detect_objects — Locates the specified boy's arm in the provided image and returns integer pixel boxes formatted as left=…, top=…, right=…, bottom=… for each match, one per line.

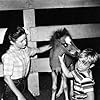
left=85, top=91, right=94, bottom=100
left=58, top=54, right=73, bottom=78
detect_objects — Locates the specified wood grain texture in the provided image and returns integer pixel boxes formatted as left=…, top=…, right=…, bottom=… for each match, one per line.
left=0, top=0, right=100, bottom=10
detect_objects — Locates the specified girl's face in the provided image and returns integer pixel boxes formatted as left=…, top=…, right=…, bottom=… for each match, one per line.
left=14, top=34, right=27, bottom=49
left=77, top=57, right=91, bottom=72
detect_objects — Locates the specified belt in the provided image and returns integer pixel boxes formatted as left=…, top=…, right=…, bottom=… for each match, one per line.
left=13, top=77, right=26, bottom=83
left=5, top=77, right=27, bottom=93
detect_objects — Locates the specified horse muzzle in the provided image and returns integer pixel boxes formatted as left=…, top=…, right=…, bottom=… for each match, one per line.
left=65, top=41, right=81, bottom=57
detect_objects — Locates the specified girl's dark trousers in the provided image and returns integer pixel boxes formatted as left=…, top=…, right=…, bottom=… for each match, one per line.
left=3, top=77, right=36, bottom=100
left=0, top=77, right=5, bottom=99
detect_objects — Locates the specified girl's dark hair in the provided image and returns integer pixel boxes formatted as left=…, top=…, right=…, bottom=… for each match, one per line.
left=1, top=26, right=26, bottom=59
left=8, top=26, right=26, bottom=42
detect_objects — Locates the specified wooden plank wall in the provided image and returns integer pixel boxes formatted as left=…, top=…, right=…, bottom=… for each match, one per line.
left=24, top=24, right=100, bottom=73
left=0, top=0, right=100, bottom=10
left=23, top=8, right=100, bottom=96
left=27, top=23, right=100, bottom=72
left=0, top=8, right=100, bottom=97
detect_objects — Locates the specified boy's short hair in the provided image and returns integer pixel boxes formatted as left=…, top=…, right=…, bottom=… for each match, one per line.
left=79, top=48, right=98, bottom=64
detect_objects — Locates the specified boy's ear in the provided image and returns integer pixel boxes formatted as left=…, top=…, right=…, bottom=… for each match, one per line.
left=90, top=64, right=95, bottom=68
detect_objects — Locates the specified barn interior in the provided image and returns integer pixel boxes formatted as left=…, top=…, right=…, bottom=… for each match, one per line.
left=0, top=0, right=100, bottom=100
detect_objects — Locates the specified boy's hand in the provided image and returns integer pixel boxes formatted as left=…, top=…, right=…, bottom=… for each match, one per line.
left=58, top=54, right=65, bottom=64
left=90, top=64, right=95, bottom=68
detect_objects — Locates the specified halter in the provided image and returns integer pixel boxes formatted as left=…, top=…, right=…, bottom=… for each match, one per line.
left=59, top=39, right=80, bottom=58
left=61, top=42, right=68, bottom=48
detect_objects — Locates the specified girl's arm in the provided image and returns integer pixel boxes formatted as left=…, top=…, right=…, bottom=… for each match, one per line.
left=58, top=54, right=73, bottom=78
left=36, top=45, right=51, bottom=53
left=4, top=75, right=26, bottom=100
left=29, top=45, right=51, bottom=56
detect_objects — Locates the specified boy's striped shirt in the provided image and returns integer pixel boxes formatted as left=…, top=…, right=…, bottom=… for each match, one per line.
left=71, top=68, right=94, bottom=99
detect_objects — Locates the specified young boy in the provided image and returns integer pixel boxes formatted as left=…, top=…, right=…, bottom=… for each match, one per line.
left=58, top=48, right=98, bottom=100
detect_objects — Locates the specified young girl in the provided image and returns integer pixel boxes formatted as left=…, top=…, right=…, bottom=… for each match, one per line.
left=2, top=26, right=51, bottom=100
left=59, top=48, right=98, bottom=100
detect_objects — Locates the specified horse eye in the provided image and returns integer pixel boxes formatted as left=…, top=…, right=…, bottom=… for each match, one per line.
left=64, top=43, right=68, bottom=47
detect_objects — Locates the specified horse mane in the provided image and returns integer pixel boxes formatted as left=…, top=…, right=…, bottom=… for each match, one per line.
left=50, top=28, right=72, bottom=48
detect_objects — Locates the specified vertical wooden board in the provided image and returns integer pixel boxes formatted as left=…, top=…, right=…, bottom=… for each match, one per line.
left=28, top=41, right=37, bottom=48
left=28, top=73, right=40, bottom=96
left=30, top=27, right=38, bottom=41
left=30, top=58, right=38, bottom=72
left=23, top=9, right=40, bottom=96
left=27, top=42, right=39, bottom=96
left=23, top=9, right=35, bottom=28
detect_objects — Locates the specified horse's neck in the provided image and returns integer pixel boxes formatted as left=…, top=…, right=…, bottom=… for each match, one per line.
left=64, top=53, right=75, bottom=66
left=54, top=41, right=60, bottom=48
left=52, top=46, right=65, bottom=55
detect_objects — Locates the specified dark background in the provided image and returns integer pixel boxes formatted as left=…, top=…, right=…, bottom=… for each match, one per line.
left=35, top=7, right=100, bottom=26
left=0, top=10, right=23, bottom=28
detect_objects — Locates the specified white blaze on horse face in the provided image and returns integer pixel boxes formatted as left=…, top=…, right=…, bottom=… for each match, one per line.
left=65, top=36, right=71, bottom=45
left=64, top=36, right=80, bottom=55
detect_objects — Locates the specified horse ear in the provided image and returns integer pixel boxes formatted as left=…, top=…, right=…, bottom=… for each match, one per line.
left=63, top=28, right=67, bottom=31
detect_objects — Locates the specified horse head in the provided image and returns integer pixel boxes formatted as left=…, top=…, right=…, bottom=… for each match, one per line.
left=50, top=28, right=80, bottom=58
left=60, top=35, right=80, bottom=58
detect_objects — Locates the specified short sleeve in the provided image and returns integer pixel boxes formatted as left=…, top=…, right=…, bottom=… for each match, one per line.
left=2, top=54, right=13, bottom=76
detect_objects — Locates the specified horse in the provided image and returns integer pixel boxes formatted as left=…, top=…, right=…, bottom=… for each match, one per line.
left=49, top=28, right=80, bottom=100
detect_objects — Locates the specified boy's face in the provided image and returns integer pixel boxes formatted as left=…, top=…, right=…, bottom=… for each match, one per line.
left=77, top=57, right=91, bottom=72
